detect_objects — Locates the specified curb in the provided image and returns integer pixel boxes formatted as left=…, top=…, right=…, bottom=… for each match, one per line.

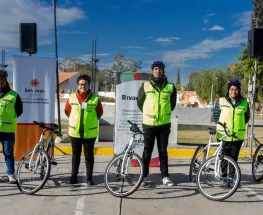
left=53, top=146, right=252, bottom=158
left=0, top=146, right=252, bottom=158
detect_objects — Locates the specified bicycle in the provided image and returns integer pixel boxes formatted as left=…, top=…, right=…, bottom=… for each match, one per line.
left=189, top=127, right=216, bottom=183
left=190, top=125, right=263, bottom=182
left=195, top=122, right=241, bottom=201
left=16, top=121, right=63, bottom=195
left=104, top=120, right=144, bottom=198
left=250, top=135, right=263, bottom=181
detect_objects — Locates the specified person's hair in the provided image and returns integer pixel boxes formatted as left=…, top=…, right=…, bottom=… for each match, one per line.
left=76, top=74, right=91, bottom=84
left=0, top=70, right=8, bottom=78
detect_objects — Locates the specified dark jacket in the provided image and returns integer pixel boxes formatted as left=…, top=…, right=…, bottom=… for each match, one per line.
left=213, top=94, right=250, bottom=124
left=137, top=76, right=177, bottom=129
left=0, top=84, right=23, bottom=138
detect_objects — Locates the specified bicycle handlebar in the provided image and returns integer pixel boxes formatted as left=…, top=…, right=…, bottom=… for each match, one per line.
left=33, top=121, right=63, bottom=138
left=127, top=120, right=143, bottom=135
left=217, top=121, right=240, bottom=140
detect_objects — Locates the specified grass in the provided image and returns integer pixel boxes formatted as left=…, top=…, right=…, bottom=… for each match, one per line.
left=178, top=126, right=263, bottom=145
left=254, top=114, right=263, bottom=120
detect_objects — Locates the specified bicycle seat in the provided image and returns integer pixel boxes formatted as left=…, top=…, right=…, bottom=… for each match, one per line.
left=49, top=123, right=59, bottom=131
left=207, top=127, right=216, bottom=135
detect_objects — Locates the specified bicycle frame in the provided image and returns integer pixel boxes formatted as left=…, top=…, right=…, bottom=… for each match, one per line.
left=120, top=133, right=143, bottom=175
left=28, top=129, right=52, bottom=171
left=120, top=136, right=134, bottom=175
left=202, top=133, right=231, bottom=179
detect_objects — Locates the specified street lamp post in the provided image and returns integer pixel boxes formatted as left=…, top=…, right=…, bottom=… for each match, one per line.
left=210, top=77, right=217, bottom=105
left=90, top=38, right=99, bottom=93
left=52, top=0, right=61, bottom=133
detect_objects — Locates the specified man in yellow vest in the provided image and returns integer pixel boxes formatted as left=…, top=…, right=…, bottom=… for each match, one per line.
left=137, top=60, right=177, bottom=186
left=0, top=70, right=23, bottom=183
left=64, top=74, right=103, bottom=185
left=213, top=78, right=250, bottom=186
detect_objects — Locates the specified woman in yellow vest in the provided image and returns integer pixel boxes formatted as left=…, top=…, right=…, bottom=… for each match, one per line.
left=137, top=61, right=177, bottom=187
left=64, top=74, right=103, bottom=185
left=213, top=78, right=250, bottom=186
left=0, top=70, right=23, bottom=183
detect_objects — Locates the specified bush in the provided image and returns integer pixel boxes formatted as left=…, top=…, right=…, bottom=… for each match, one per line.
left=99, top=96, right=115, bottom=103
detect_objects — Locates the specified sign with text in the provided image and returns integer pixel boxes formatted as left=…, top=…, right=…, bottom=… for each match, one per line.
left=13, top=56, right=56, bottom=123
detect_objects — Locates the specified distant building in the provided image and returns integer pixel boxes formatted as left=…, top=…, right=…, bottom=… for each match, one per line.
left=59, top=72, right=80, bottom=94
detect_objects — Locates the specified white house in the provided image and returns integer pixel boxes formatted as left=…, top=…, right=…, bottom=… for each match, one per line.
left=59, top=72, right=80, bottom=94
left=58, top=72, right=99, bottom=95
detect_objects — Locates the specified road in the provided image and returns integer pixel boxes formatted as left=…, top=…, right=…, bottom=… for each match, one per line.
left=0, top=155, right=262, bottom=215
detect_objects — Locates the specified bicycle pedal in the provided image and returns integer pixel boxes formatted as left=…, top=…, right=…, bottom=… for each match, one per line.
left=51, top=161, right=58, bottom=165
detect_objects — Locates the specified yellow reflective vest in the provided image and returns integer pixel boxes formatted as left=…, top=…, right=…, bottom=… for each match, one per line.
left=143, top=81, right=174, bottom=126
left=68, top=92, right=99, bottom=138
left=216, top=97, right=248, bottom=141
left=0, top=90, right=18, bottom=133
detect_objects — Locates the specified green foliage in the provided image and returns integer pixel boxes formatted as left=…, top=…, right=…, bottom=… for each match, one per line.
left=191, top=68, right=229, bottom=101
left=112, top=53, right=142, bottom=73
left=98, top=96, right=115, bottom=103
left=58, top=53, right=142, bottom=92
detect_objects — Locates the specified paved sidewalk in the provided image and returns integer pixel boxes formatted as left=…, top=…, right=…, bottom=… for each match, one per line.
left=0, top=154, right=263, bottom=215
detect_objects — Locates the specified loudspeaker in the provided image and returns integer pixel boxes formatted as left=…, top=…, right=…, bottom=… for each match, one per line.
left=248, top=28, right=263, bottom=58
left=20, top=23, right=37, bottom=54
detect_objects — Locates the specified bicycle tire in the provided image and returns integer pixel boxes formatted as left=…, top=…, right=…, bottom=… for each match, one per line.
left=16, top=148, right=51, bottom=195
left=104, top=153, right=144, bottom=198
left=189, top=145, right=207, bottom=182
left=252, top=144, right=263, bottom=182
left=196, top=155, right=241, bottom=201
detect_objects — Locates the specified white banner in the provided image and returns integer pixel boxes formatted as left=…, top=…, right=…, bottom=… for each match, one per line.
left=13, top=56, right=56, bottom=123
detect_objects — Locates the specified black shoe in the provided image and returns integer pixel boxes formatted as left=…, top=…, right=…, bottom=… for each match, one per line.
left=87, top=180, right=94, bottom=186
left=67, top=177, right=78, bottom=184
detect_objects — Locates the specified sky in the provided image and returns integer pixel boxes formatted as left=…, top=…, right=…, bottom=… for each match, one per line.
left=0, top=0, right=253, bottom=84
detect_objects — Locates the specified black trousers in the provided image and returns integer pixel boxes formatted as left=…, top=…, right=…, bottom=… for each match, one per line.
left=142, top=125, right=170, bottom=178
left=221, top=140, right=243, bottom=178
left=70, top=136, right=96, bottom=180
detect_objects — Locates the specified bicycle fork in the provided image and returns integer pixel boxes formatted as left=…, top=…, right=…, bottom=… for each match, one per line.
left=28, top=143, right=43, bottom=172
left=120, top=137, right=134, bottom=176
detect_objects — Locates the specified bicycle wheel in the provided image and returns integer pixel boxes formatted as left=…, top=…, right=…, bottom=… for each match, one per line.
left=104, top=153, right=144, bottom=197
left=189, top=145, right=207, bottom=182
left=196, top=155, right=241, bottom=201
left=252, top=144, right=263, bottom=182
left=16, top=148, right=51, bottom=195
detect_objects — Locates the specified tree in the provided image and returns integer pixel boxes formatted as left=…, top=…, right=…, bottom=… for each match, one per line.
left=231, top=2, right=263, bottom=102
left=191, top=68, right=228, bottom=101
left=112, top=53, right=142, bottom=73
left=184, top=72, right=198, bottom=91
left=58, top=57, right=85, bottom=72
left=252, top=0, right=263, bottom=28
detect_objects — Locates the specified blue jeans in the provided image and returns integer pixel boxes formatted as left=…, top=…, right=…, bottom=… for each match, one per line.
left=0, top=134, right=15, bottom=176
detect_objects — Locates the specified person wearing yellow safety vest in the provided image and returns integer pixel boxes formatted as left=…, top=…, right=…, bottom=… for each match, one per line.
left=64, top=74, right=103, bottom=185
left=213, top=78, right=250, bottom=186
left=0, top=70, right=23, bottom=184
left=137, top=60, right=177, bottom=187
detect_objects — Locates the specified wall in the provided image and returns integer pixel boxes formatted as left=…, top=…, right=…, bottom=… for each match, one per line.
left=55, top=102, right=213, bottom=141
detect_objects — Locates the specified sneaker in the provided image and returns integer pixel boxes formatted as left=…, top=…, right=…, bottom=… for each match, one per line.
left=221, top=178, right=234, bottom=188
left=87, top=180, right=95, bottom=186
left=67, top=177, right=78, bottom=184
left=8, top=174, right=17, bottom=184
left=141, top=177, right=148, bottom=187
left=162, top=177, right=174, bottom=186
